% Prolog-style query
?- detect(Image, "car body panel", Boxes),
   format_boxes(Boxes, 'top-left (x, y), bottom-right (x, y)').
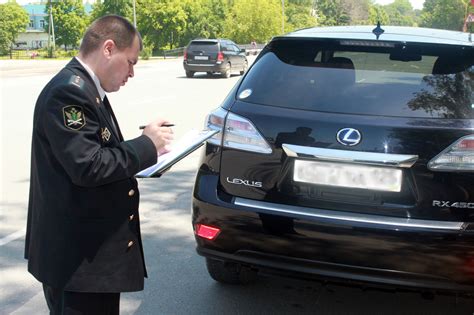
top-left (193, 172), bottom-right (474, 291)
top-left (284, 26), bottom-right (472, 46)
top-left (218, 102), bottom-right (474, 221)
top-left (191, 26), bottom-right (474, 291)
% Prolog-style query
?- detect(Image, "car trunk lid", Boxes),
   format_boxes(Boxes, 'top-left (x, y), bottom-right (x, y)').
top-left (219, 102), bottom-right (474, 221)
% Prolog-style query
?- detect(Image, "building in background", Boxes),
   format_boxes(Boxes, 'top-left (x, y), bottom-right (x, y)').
top-left (15, 4), bottom-right (48, 49)
top-left (15, 2), bottom-right (93, 50)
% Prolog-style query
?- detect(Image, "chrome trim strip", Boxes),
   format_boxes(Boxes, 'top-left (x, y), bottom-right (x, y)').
top-left (186, 63), bottom-right (215, 66)
top-left (234, 198), bottom-right (465, 231)
top-left (282, 144), bottom-right (418, 168)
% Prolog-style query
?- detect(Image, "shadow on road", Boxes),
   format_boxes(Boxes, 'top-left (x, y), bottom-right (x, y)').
top-left (131, 169), bottom-right (474, 315)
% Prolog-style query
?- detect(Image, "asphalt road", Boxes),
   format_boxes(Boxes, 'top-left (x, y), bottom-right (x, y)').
top-left (1, 57), bottom-right (474, 315)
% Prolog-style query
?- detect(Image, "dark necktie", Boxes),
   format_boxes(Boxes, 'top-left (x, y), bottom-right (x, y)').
top-left (103, 96), bottom-right (123, 141)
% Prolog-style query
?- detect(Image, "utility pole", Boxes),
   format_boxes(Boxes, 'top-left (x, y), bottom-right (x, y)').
top-left (47, 0), bottom-right (56, 57)
top-left (282, 0), bottom-right (285, 34)
top-left (132, 0), bottom-right (137, 27)
top-left (51, 1), bottom-right (55, 54)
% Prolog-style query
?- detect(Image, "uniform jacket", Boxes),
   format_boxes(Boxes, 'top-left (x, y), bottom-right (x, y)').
top-left (25, 58), bottom-right (157, 292)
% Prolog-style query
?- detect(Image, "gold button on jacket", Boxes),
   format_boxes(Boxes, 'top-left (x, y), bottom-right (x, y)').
top-left (128, 189), bottom-right (135, 196)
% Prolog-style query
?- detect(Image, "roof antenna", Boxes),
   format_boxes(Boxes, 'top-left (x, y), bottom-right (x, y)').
top-left (372, 21), bottom-right (385, 40)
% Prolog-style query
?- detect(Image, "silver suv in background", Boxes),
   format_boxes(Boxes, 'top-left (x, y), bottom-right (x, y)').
top-left (183, 39), bottom-right (248, 78)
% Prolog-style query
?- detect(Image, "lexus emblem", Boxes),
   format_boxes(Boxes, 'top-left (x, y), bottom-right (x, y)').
top-left (337, 128), bottom-right (361, 146)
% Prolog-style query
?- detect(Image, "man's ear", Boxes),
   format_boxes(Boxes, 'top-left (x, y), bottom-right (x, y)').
top-left (103, 39), bottom-right (115, 59)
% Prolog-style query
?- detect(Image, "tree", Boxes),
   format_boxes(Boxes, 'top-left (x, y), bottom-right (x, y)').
top-left (0, 2), bottom-right (29, 54)
top-left (136, 0), bottom-right (187, 50)
top-left (180, 0), bottom-right (229, 46)
top-left (408, 74), bottom-right (472, 118)
top-left (342, 0), bottom-right (370, 24)
top-left (46, 0), bottom-right (87, 51)
top-left (285, 0), bottom-right (318, 32)
top-left (420, 0), bottom-right (465, 31)
top-left (315, 0), bottom-right (350, 26)
top-left (368, 5), bottom-right (390, 25)
top-left (223, 0), bottom-right (281, 44)
top-left (385, 0), bottom-right (416, 26)
top-left (89, 0), bottom-right (133, 23)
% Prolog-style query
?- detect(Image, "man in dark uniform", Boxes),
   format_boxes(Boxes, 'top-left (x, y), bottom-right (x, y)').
top-left (25, 15), bottom-right (173, 314)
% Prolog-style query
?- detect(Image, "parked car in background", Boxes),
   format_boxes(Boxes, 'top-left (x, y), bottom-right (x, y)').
top-left (183, 39), bottom-right (248, 78)
top-left (191, 25), bottom-right (474, 292)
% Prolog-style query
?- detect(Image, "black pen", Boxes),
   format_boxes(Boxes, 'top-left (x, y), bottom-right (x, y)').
top-left (139, 123), bottom-right (175, 130)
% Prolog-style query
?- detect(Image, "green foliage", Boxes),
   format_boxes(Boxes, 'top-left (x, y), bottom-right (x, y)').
top-left (344, 0), bottom-right (371, 24)
top-left (368, 5), bottom-right (390, 25)
top-left (421, 0), bottom-right (465, 31)
top-left (180, 0), bottom-right (229, 46)
top-left (285, 1), bottom-right (318, 32)
top-left (140, 36), bottom-right (154, 59)
top-left (315, 0), bottom-right (350, 26)
top-left (46, 0), bottom-right (87, 51)
top-left (55, 49), bottom-right (78, 58)
top-left (385, 0), bottom-right (416, 26)
top-left (288, 0), bottom-right (313, 5)
top-left (223, 0), bottom-right (281, 43)
top-left (0, 2), bottom-right (29, 54)
top-left (81, 0), bottom-right (473, 58)
top-left (89, 0), bottom-right (133, 23)
top-left (136, 0), bottom-right (187, 51)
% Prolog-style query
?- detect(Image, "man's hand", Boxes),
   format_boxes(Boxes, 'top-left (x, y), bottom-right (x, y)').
top-left (141, 119), bottom-right (174, 153)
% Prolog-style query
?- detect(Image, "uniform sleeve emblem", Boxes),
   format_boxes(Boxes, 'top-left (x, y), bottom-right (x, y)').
top-left (63, 105), bottom-right (86, 130)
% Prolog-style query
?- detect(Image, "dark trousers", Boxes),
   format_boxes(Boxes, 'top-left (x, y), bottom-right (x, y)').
top-left (42, 284), bottom-right (120, 315)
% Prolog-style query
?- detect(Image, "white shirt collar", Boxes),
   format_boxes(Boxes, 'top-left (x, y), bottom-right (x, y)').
top-left (75, 57), bottom-right (106, 100)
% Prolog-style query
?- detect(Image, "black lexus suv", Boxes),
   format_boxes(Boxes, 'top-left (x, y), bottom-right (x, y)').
top-left (191, 25), bottom-right (474, 292)
top-left (183, 38), bottom-right (248, 78)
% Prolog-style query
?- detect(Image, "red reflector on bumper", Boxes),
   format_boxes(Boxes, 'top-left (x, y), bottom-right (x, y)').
top-left (196, 224), bottom-right (221, 240)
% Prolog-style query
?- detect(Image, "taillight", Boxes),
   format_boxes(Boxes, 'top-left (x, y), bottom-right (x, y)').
top-left (204, 108), bottom-right (272, 154)
top-left (205, 107), bottom-right (227, 145)
top-left (223, 113), bottom-right (272, 154)
top-left (217, 51), bottom-right (224, 62)
top-left (428, 135), bottom-right (474, 172)
top-left (183, 49), bottom-right (187, 61)
top-left (195, 224), bottom-right (221, 240)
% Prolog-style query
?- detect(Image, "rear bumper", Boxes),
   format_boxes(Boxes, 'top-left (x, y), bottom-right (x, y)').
top-left (197, 247), bottom-right (474, 292)
top-left (192, 172), bottom-right (474, 292)
top-left (183, 62), bottom-right (226, 73)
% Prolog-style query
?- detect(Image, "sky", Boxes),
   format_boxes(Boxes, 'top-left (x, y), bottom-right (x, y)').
top-left (2, 0), bottom-right (426, 10)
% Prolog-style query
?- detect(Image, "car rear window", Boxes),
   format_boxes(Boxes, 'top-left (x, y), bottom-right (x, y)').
top-left (188, 41), bottom-right (219, 53)
top-left (238, 39), bottom-right (474, 119)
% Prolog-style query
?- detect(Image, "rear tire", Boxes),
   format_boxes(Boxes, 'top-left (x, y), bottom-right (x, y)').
top-left (240, 61), bottom-right (248, 75)
top-left (221, 63), bottom-right (231, 78)
top-left (185, 70), bottom-right (194, 78)
top-left (205, 258), bottom-right (257, 285)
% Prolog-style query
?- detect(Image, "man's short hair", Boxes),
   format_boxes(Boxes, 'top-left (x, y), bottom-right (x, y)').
top-left (80, 15), bottom-right (142, 57)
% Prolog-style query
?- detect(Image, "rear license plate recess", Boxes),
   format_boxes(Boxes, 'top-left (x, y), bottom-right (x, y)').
top-left (293, 160), bottom-right (402, 192)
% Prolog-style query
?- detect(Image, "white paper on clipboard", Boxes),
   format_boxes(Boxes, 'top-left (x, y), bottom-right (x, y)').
top-left (136, 129), bottom-right (219, 178)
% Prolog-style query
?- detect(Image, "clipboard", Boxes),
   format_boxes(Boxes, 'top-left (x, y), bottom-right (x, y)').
top-left (136, 129), bottom-right (219, 178)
